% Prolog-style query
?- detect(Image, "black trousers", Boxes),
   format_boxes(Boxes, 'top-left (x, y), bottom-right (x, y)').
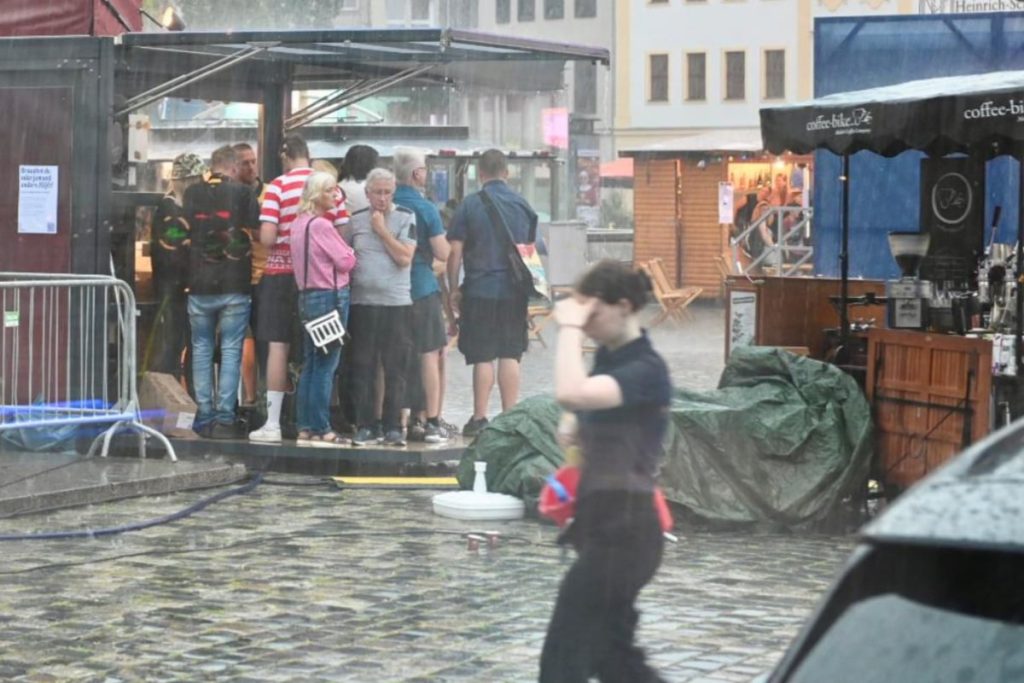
top-left (151, 286), bottom-right (190, 379)
top-left (540, 491), bottom-right (666, 683)
top-left (348, 304), bottom-right (413, 431)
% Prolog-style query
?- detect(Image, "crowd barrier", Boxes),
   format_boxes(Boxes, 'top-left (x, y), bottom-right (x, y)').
top-left (0, 273), bottom-right (176, 460)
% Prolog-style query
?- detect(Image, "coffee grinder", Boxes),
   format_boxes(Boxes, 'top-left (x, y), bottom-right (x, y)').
top-left (886, 232), bottom-right (934, 330)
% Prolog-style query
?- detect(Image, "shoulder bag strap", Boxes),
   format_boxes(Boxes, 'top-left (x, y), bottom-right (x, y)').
top-left (302, 217), bottom-right (314, 291)
top-left (478, 187), bottom-right (518, 251)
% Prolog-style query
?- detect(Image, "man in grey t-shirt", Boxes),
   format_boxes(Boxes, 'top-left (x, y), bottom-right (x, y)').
top-left (346, 168), bottom-right (417, 446)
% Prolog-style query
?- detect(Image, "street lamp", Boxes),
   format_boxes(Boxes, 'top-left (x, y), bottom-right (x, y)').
top-left (140, 5), bottom-right (187, 32)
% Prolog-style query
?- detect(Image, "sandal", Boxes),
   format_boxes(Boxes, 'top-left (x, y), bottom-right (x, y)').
top-left (308, 431), bottom-right (351, 448)
top-left (296, 431), bottom-right (315, 447)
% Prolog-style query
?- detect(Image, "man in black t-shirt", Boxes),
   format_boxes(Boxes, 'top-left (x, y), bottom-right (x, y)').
top-left (183, 145), bottom-right (259, 438)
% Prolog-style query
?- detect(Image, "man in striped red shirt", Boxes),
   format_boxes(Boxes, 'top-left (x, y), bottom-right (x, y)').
top-left (249, 133), bottom-right (350, 443)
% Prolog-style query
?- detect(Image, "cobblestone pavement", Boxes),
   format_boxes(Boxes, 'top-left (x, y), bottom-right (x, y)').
top-left (0, 484), bottom-right (854, 683)
top-left (442, 302), bottom-right (727, 429)
top-left (0, 304), bottom-right (858, 682)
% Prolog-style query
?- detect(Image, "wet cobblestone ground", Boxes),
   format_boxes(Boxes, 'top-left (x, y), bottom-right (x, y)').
top-left (0, 484), bottom-right (854, 683)
top-left (0, 305), bottom-right (858, 682)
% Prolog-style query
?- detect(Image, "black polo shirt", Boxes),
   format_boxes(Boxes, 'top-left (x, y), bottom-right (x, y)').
top-left (577, 332), bottom-right (672, 496)
top-left (183, 173), bottom-right (259, 296)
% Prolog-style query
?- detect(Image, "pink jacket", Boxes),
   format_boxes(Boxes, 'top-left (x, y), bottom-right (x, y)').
top-left (290, 212), bottom-right (357, 290)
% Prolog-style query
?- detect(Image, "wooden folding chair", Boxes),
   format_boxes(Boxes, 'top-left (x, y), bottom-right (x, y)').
top-left (642, 258), bottom-right (703, 327)
top-left (527, 303), bottom-right (554, 348)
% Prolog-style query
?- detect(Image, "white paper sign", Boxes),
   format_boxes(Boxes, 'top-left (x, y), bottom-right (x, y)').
top-left (718, 181), bottom-right (734, 224)
top-left (728, 290), bottom-right (757, 357)
top-left (18, 165), bottom-right (59, 235)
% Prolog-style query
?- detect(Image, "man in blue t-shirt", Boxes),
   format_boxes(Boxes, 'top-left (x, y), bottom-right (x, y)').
top-left (394, 148), bottom-right (452, 443)
top-left (447, 149), bottom-right (538, 437)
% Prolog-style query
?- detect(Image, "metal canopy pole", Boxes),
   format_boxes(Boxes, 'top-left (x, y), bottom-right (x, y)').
top-left (1017, 155), bottom-right (1023, 379)
top-left (284, 64), bottom-right (434, 130)
top-left (115, 43), bottom-right (278, 117)
top-left (840, 154), bottom-right (851, 349)
top-left (284, 78), bottom-right (372, 126)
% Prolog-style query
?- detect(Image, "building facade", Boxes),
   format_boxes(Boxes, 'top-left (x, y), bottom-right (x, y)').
top-left (613, 0), bottom-right (934, 153)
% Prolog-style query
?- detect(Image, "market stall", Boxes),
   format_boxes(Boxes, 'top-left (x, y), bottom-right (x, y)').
top-left (760, 69), bottom-right (1024, 492)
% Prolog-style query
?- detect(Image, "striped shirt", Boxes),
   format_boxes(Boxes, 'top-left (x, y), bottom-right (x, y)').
top-left (260, 167), bottom-right (349, 275)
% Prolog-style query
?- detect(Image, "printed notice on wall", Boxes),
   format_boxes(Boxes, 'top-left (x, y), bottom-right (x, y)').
top-left (728, 290), bottom-right (757, 357)
top-left (18, 165), bottom-right (59, 235)
top-left (718, 181), bottom-right (734, 224)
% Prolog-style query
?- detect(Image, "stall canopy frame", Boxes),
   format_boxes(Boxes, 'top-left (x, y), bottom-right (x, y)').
top-left (760, 69), bottom-right (1024, 369)
top-left (114, 27), bottom-right (609, 190)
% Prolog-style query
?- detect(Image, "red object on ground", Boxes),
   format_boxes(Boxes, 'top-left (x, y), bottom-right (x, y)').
top-left (539, 466), bottom-right (674, 532)
top-left (0, 0), bottom-right (142, 37)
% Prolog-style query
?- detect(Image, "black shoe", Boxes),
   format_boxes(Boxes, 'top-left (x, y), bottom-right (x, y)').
top-left (407, 419), bottom-right (427, 442)
top-left (352, 427), bottom-right (376, 446)
top-left (462, 416), bottom-right (489, 437)
top-left (206, 421), bottom-right (242, 440)
top-left (424, 421), bottom-right (451, 443)
top-left (382, 429), bottom-right (407, 447)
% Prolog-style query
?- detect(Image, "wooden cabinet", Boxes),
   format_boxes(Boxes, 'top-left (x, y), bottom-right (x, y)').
top-left (866, 329), bottom-right (991, 492)
top-left (724, 276), bottom-right (886, 360)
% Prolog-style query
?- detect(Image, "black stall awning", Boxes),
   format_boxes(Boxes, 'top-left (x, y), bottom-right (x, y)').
top-left (761, 70), bottom-right (1024, 158)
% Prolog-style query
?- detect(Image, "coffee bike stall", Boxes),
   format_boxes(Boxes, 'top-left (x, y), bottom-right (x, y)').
top-left (759, 70), bottom-right (1024, 495)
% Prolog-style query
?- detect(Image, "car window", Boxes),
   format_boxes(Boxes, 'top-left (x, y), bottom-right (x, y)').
top-left (792, 594), bottom-right (1024, 682)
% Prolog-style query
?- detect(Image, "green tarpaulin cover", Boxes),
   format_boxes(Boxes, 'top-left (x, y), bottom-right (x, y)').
top-left (457, 347), bottom-right (873, 525)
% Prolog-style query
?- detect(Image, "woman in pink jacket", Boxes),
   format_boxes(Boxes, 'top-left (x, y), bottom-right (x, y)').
top-left (291, 172), bottom-right (357, 446)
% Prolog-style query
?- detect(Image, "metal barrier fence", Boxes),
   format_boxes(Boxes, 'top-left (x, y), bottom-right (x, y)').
top-left (0, 273), bottom-right (176, 460)
top-left (731, 206), bottom-right (814, 277)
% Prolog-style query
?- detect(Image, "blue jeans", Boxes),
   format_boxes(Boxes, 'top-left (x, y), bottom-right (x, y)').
top-left (297, 288), bottom-right (350, 434)
top-left (188, 293), bottom-right (251, 425)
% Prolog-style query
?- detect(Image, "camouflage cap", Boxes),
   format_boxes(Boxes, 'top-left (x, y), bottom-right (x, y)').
top-left (171, 152), bottom-right (207, 180)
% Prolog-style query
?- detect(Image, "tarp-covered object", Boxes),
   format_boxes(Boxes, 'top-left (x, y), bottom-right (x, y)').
top-left (659, 347), bottom-right (873, 525)
top-left (761, 70), bottom-right (1024, 159)
top-left (456, 395), bottom-right (563, 510)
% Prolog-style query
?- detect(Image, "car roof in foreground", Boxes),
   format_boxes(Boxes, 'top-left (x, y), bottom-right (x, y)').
top-left (861, 419), bottom-right (1024, 553)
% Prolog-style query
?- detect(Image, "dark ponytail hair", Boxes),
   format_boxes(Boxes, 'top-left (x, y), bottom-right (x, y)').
top-left (575, 260), bottom-right (652, 312)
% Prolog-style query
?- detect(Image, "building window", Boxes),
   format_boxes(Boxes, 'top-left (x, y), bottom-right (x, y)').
top-left (449, 0), bottom-right (478, 27)
top-left (648, 54), bottom-right (669, 103)
top-left (497, 0), bottom-right (511, 23)
top-left (574, 0), bottom-right (596, 17)
top-left (764, 49), bottom-right (785, 99)
top-left (574, 61), bottom-right (597, 114)
top-left (339, 0), bottom-right (358, 9)
top-left (686, 52), bottom-right (706, 101)
top-left (411, 0), bottom-right (431, 21)
top-left (545, 0), bottom-right (564, 19)
top-left (725, 50), bottom-right (745, 100)
top-left (386, 0), bottom-right (434, 25)
top-left (518, 0), bottom-right (535, 21)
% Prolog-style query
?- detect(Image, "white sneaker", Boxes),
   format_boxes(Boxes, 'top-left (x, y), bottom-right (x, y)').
top-left (249, 425), bottom-right (282, 443)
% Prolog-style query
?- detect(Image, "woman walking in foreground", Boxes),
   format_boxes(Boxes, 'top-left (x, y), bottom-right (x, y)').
top-left (540, 260), bottom-right (672, 683)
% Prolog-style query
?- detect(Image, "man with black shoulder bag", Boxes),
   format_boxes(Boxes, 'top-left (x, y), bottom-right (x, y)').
top-left (446, 149), bottom-right (539, 437)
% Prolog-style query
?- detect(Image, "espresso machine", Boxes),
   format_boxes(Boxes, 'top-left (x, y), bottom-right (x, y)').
top-left (886, 232), bottom-right (934, 330)
top-left (978, 242), bottom-right (1017, 332)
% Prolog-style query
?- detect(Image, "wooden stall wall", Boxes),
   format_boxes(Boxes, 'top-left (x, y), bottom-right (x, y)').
top-left (632, 156), bottom-right (728, 297)
top-left (678, 157), bottom-right (728, 298)
top-left (866, 329), bottom-right (991, 492)
top-left (725, 276), bottom-right (887, 359)
top-left (633, 158), bottom-right (680, 287)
